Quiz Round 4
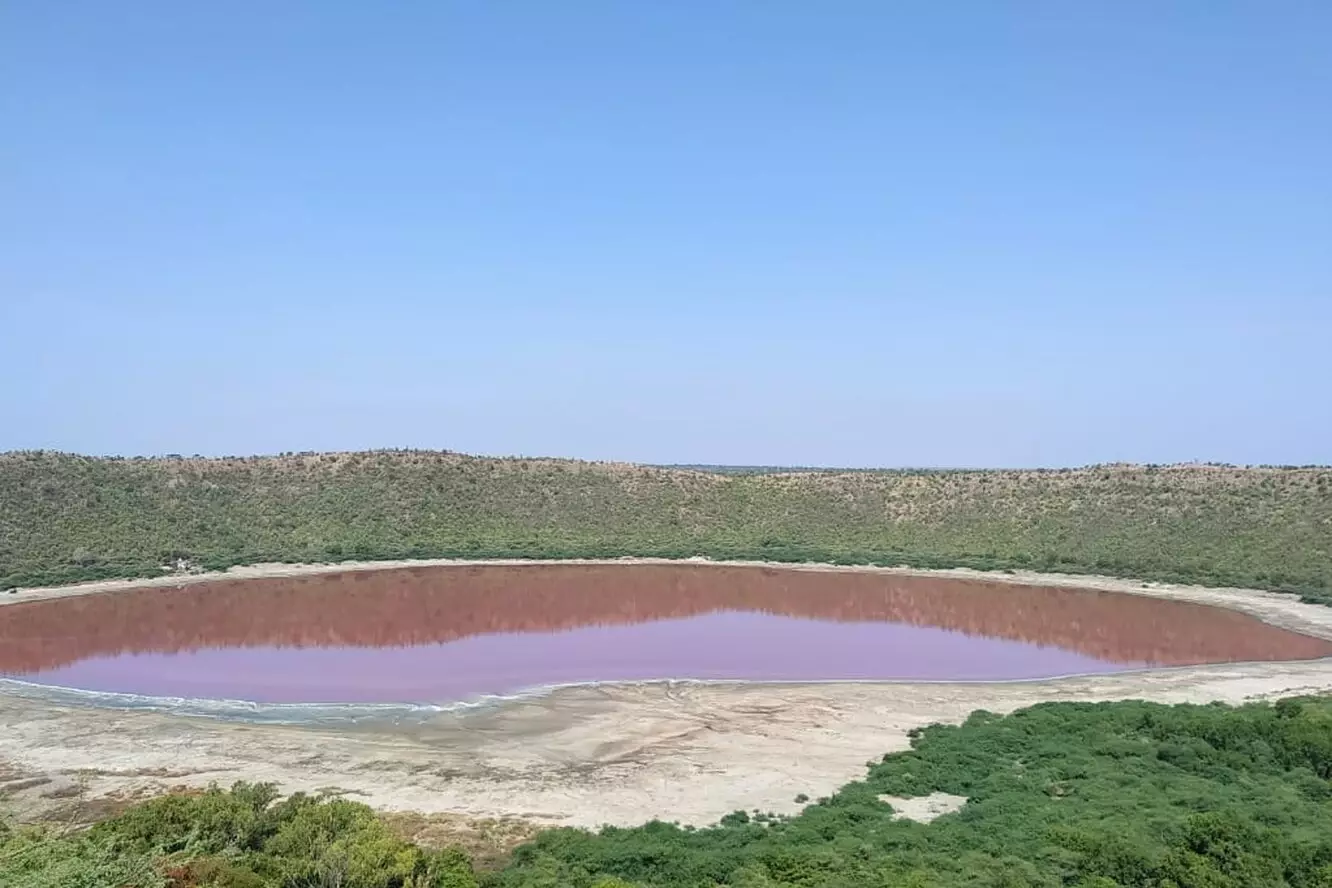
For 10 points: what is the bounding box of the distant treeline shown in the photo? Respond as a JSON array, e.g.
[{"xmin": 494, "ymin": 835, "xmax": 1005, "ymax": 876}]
[
  {"xmin": 5, "ymin": 697, "xmax": 1332, "ymax": 886},
  {"xmin": 1, "ymin": 450, "xmax": 1330, "ymax": 604},
  {"xmin": 651, "ymin": 465, "xmax": 902, "ymax": 474}
]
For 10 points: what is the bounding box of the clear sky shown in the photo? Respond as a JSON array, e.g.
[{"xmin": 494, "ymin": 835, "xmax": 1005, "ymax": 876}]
[{"xmin": 4, "ymin": 2, "xmax": 1330, "ymax": 467}]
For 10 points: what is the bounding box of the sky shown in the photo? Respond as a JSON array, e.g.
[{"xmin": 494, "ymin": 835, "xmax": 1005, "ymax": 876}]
[{"xmin": 3, "ymin": 2, "xmax": 1330, "ymax": 467}]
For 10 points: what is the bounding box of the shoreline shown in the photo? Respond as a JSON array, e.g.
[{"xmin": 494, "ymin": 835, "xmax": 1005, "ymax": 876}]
[
  {"xmin": 5, "ymin": 661, "xmax": 1332, "ymax": 831},
  {"xmin": 4, "ymin": 556, "xmax": 1332, "ymax": 832},
  {"xmin": 3, "ymin": 658, "xmax": 1312, "ymax": 725}
]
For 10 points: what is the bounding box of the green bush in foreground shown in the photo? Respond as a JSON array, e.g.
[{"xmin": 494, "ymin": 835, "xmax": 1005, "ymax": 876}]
[
  {"xmin": 0, "ymin": 830, "xmax": 166, "ymax": 888},
  {"xmin": 2, "ymin": 782, "xmax": 480, "ymax": 887},
  {"xmin": 4, "ymin": 697, "xmax": 1331, "ymax": 887}
]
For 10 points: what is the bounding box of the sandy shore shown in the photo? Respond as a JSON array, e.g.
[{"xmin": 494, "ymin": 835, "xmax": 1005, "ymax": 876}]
[{"xmin": 3, "ymin": 559, "xmax": 1332, "ymax": 832}]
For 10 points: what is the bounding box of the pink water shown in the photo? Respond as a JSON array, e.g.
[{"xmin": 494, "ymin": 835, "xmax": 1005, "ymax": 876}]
[
  {"xmin": 24, "ymin": 610, "xmax": 1140, "ymax": 703},
  {"xmin": 5, "ymin": 564, "xmax": 1327, "ymax": 705}
]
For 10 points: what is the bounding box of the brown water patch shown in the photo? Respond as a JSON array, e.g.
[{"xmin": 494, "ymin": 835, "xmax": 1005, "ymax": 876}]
[{"xmin": 0, "ymin": 564, "xmax": 1328, "ymax": 704}]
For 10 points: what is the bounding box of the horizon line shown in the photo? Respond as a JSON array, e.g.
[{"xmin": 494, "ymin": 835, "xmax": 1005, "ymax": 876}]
[{"xmin": 3, "ymin": 448, "xmax": 1329, "ymax": 473}]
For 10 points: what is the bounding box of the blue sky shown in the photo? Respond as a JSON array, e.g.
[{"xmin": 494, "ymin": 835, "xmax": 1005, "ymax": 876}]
[{"xmin": 4, "ymin": 2, "xmax": 1329, "ymax": 466}]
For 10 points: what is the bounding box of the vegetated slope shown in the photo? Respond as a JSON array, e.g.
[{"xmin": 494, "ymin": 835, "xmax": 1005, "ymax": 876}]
[
  {"xmin": 492, "ymin": 698, "xmax": 1332, "ymax": 888},
  {"xmin": 4, "ymin": 698, "xmax": 1331, "ymax": 887},
  {"xmin": 1, "ymin": 450, "xmax": 1329, "ymax": 603}
]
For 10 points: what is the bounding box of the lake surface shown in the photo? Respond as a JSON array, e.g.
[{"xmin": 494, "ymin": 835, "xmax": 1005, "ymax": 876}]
[{"xmin": 2, "ymin": 564, "xmax": 1329, "ymax": 704}]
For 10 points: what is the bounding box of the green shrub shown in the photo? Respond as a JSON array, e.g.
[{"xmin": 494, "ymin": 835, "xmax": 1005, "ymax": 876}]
[{"xmin": 0, "ymin": 829, "xmax": 165, "ymax": 888}]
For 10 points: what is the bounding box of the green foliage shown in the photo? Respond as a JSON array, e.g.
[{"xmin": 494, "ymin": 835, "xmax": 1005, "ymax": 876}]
[
  {"xmin": 2, "ymin": 451, "xmax": 1330, "ymax": 604},
  {"xmin": 489, "ymin": 698, "xmax": 1332, "ymax": 888},
  {"xmin": 256, "ymin": 796, "xmax": 422, "ymax": 887},
  {"xmin": 0, "ymin": 828, "xmax": 165, "ymax": 888},
  {"xmin": 92, "ymin": 780, "xmax": 282, "ymax": 855},
  {"xmin": 4, "ymin": 700, "xmax": 1331, "ymax": 886},
  {"xmin": 426, "ymin": 848, "xmax": 482, "ymax": 888},
  {"xmin": 1, "ymin": 783, "xmax": 479, "ymax": 888}
]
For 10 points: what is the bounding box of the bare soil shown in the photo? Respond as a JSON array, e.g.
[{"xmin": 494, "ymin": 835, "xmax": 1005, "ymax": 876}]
[
  {"xmin": 3, "ymin": 559, "xmax": 1332, "ymax": 831},
  {"xmin": 878, "ymin": 793, "xmax": 969, "ymax": 823}
]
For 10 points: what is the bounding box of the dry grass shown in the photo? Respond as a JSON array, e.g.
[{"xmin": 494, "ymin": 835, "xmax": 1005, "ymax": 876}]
[{"xmin": 380, "ymin": 811, "xmax": 543, "ymax": 869}]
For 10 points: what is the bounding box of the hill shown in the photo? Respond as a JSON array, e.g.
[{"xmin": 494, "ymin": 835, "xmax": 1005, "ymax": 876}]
[{"xmin": 1, "ymin": 450, "xmax": 1329, "ymax": 603}]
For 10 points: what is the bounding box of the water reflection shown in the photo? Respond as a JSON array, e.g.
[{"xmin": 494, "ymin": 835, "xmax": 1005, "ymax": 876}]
[{"xmin": 1, "ymin": 564, "xmax": 1327, "ymax": 703}]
